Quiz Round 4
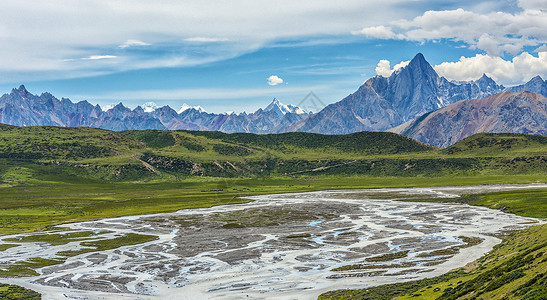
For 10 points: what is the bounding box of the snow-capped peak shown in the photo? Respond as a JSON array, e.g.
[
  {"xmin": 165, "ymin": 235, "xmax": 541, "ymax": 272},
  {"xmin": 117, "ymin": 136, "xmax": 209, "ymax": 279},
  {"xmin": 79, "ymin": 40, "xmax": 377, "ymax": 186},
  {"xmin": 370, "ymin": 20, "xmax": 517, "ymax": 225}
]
[
  {"xmin": 263, "ymin": 98, "xmax": 307, "ymax": 116},
  {"xmin": 101, "ymin": 104, "xmax": 115, "ymax": 112},
  {"xmin": 178, "ymin": 103, "xmax": 206, "ymax": 114},
  {"xmin": 142, "ymin": 102, "xmax": 159, "ymax": 113}
]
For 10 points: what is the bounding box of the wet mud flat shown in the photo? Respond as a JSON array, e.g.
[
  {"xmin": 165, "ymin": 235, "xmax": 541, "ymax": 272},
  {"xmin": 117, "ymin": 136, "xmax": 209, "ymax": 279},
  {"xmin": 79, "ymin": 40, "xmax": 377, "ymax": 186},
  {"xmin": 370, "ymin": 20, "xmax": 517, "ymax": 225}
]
[{"xmin": 1, "ymin": 184, "xmax": 545, "ymax": 299}]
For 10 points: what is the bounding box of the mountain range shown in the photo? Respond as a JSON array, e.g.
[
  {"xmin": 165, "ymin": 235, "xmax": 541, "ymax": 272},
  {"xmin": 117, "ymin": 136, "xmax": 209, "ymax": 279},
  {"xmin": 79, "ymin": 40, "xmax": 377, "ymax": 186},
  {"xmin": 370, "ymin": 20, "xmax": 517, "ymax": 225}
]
[
  {"xmin": 1, "ymin": 53, "xmax": 547, "ymax": 146},
  {"xmin": 0, "ymin": 87, "xmax": 310, "ymax": 133}
]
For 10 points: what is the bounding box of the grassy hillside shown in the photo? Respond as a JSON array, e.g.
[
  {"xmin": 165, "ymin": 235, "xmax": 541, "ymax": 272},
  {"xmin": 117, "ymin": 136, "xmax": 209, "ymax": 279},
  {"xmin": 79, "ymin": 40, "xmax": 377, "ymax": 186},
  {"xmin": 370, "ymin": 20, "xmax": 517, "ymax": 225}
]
[
  {"xmin": 0, "ymin": 126, "xmax": 545, "ymax": 183},
  {"xmin": 443, "ymin": 133, "xmax": 547, "ymax": 157},
  {"xmin": 319, "ymin": 188, "xmax": 547, "ymax": 300}
]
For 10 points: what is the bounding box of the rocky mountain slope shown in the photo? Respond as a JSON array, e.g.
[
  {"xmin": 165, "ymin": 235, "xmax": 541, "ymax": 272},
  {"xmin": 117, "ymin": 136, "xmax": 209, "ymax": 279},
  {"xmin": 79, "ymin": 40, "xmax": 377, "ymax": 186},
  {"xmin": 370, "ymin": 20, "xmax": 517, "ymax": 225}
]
[
  {"xmin": 389, "ymin": 91, "xmax": 547, "ymax": 147},
  {"xmin": 508, "ymin": 75, "xmax": 547, "ymax": 95},
  {"xmin": 0, "ymin": 86, "xmax": 309, "ymax": 133},
  {"xmin": 289, "ymin": 53, "xmax": 506, "ymax": 134}
]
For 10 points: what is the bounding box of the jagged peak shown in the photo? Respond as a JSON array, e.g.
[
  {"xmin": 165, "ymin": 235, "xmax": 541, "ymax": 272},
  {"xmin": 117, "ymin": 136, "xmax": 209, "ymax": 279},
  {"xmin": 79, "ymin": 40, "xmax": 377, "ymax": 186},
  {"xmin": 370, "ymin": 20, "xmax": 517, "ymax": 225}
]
[
  {"xmin": 178, "ymin": 103, "xmax": 206, "ymax": 114},
  {"xmin": 141, "ymin": 102, "xmax": 158, "ymax": 113},
  {"xmin": 475, "ymin": 73, "xmax": 497, "ymax": 85},
  {"xmin": 11, "ymin": 84, "xmax": 30, "ymax": 96},
  {"xmin": 528, "ymin": 75, "xmax": 544, "ymax": 83},
  {"xmin": 77, "ymin": 100, "xmax": 92, "ymax": 106},
  {"xmin": 16, "ymin": 84, "xmax": 28, "ymax": 92},
  {"xmin": 110, "ymin": 102, "xmax": 131, "ymax": 112},
  {"xmin": 410, "ymin": 53, "xmax": 426, "ymax": 64},
  {"xmin": 397, "ymin": 53, "xmax": 438, "ymax": 79},
  {"xmin": 406, "ymin": 53, "xmax": 431, "ymax": 70},
  {"xmin": 479, "ymin": 73, "xmax": 491, "ymax": 80},
  {"xmin": 264, "ymin": 98, "xmax": 307, "ymax": 116}
]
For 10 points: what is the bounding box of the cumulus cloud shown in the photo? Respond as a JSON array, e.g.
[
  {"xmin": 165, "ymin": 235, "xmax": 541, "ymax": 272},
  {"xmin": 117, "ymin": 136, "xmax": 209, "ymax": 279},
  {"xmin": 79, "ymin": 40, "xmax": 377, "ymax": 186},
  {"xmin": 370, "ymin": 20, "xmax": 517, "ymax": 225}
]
[
  {"xmin": 267, "ymin": 75, "xmax": 284, "ymax": 86},
  {"xmin": 433, "ymin": 52, "xmax": 547, "ymax": 85},
  {"xmin": 375, "ymin": 60, "xmax": 392, "ymax": 77},
  {"xmin": 354, "ymin": 6, "xmax": 547, "ymax": 56},
  {"xmin": 119, "ymin": 40, "xmax": 150, "ymax": 48},
  {"xmin": 375, "ymin": 59, "xmax": 410, "ymax": 77}
]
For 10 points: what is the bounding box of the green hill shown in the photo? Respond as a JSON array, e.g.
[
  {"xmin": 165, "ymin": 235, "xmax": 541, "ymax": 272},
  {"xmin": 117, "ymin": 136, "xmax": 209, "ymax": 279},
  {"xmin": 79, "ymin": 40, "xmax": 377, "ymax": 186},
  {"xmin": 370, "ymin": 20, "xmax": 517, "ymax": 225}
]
[
  {"xmin": 443, "ymin": 133, "xmax": 547, "ymax": 157},
  {"xmin": 0, "ymin": 126, "xmax": 545, "ymax": 183}
]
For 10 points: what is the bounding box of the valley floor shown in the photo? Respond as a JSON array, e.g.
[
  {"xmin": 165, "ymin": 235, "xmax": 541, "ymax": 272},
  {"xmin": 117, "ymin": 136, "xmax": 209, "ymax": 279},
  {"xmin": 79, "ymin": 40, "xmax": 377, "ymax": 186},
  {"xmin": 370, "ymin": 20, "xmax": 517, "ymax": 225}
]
[{"xmin": 0, "ymin": 183, "xmax": 546, "ymax": 299}]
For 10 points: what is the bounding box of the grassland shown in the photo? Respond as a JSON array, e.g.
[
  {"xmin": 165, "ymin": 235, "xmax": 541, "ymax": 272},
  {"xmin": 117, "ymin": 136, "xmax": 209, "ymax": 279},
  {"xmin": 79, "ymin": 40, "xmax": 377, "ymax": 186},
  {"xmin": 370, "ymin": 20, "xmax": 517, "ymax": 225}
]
[
  {"xmin": 1, "ymin": 175, "xmax": 546, "ymax": 236},
  {"xmin": 0, "ymin": 126, "xmax": 545, "ymax": 181}
]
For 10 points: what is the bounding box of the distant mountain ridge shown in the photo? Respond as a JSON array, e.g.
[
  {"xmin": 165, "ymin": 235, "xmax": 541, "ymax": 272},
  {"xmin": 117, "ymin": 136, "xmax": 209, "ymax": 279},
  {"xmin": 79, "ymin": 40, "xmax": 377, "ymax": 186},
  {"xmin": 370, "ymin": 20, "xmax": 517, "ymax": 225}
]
[
  {"xmin": 0, "ymin": 86, "xmax": 310, "ymax": 133},
  {"xmin": 390, "ymin": 91, "xmax": 547, "ymax": 147},
  {"xmin": 1, "ymin": 53, "xmax": 547, "ymax": 138}
]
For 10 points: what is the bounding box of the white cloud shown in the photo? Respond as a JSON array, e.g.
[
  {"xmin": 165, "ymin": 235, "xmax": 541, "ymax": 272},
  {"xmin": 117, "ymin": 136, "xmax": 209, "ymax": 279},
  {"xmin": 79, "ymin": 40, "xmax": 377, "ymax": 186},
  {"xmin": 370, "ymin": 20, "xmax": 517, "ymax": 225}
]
[
  {"xmin": 375, "ymin": 60, "xmax": 392, "ymax": 77},
  {"xmin": 267, "ymin": 75, "xmax": 284, "ymax": 86},
  {"xmin": 82, "ymin": 55, "xmax": 117, "ymax": 60},
  {"xmin": 0, "ymin": 0, "xmax": 413, "ymax": 82},
  {"xmin": 184, "ymin": 37, "xmax": 229, "ymax": 43},
  {"xmin": 433, "ymin": 52, "xmax": 547, "ymax": 85},
  {"xmin": 518, "ymin": 0, "xmax": 547, "ymax": 11},
  {"xmin": 119, "ymin": 39, "xmax": 150, "ymax": 48},
  {"xmin": 354, "ymin": 6, "xmax": 547, "ymax": 56},
  {"xmin": 351, "ymin": 25, "xmax": 399, "ymax": 39},
  {"xmin": 375, "ymin": 59, "xmax": 410, "ymax": 77}
]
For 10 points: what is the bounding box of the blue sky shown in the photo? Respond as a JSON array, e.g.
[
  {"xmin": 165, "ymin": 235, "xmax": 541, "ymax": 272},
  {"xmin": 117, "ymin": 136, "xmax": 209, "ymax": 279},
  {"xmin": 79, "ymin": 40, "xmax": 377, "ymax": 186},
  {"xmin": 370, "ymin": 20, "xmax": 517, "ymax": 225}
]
[{"xmin": 0, "ymin": 0, "xmax": 546, "ymax": 113}]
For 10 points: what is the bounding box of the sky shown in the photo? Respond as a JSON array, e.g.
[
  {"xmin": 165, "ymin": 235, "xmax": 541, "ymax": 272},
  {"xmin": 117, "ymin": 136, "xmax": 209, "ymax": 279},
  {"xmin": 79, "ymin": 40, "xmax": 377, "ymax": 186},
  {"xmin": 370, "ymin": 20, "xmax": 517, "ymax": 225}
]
[{"xmin": 0, "ymin": 0, "xmax": 546, "ymax": 113}]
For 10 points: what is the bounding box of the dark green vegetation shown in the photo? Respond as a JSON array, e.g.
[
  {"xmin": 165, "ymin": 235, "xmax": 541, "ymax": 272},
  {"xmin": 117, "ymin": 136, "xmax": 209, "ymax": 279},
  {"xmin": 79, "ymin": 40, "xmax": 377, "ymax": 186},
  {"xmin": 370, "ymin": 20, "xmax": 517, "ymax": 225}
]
[
  {"xmin": 0, "ymin": 283, "xmax": 40, "ymax": 299},
  {"xmin": 0, "ymin": 244, "xmax": 19, "ymax": 251},
  {"xmin": 319, "ymin": 188, "xmax": 547, "ymax": 300}
]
